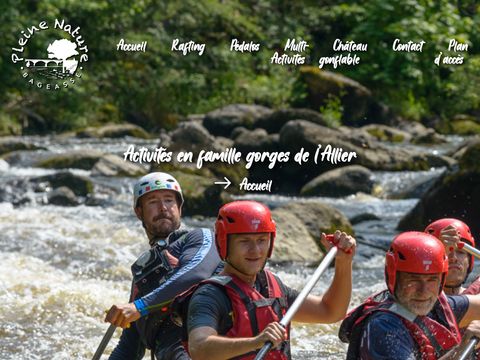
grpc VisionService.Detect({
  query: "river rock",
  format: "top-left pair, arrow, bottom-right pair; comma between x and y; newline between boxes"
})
361,124 -> 411,143
398,139 -> 480,232
169,121 -> 217,153
297,67 -> 373,125
47,186 -> 79,206
77,123 -> 151,139
350,213 -> 381,225
244,120 -> 454,193
300,165 -> 375,197
0,137 -> 45,156
270,207 -> 322,263
32,171 -> 94,197
168,171 -> 232,217
91,154 -> 146,177
233,128 -> 280,153
451,136 -> 480,160
458,141 -> 480,172
397,169 -> 480,236
255,108 -> 328,133
450,116 -> 480,135
280,120 -> 453,172
37,150 -> 105,170
203,104 -> 273,137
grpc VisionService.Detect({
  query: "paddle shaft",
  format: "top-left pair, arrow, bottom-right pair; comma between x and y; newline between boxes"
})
458,337 -> 478,360
254,246 -> 338,360
461,242 -> 480,260
92,324 -> 116,360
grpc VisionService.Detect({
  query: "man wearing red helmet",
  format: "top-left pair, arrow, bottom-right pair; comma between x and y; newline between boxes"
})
425,218 -> 478,296
185,200 -> 356,360
426,218 -> 480,359
340,231 -> 480,360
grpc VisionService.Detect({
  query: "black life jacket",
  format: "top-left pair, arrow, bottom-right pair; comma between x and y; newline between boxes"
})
131,229 -> 189,349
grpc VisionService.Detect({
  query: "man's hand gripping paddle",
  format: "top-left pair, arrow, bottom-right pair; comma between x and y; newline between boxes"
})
254,234 -> 346,360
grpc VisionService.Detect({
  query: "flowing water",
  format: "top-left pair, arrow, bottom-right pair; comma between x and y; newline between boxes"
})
0,134 -> 466,359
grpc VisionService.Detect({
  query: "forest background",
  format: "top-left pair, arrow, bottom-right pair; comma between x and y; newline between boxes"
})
1,0 -> 479,135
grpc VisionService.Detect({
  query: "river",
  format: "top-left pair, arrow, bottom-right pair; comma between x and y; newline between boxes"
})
0,134 -> 469,359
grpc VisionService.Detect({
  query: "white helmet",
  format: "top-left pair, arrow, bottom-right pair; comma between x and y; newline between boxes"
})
133,172 -> 184,208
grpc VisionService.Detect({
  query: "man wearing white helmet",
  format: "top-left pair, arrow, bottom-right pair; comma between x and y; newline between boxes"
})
105,172 -> 221,360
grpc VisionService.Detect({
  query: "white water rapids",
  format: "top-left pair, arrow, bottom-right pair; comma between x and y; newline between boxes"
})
0,135 -> 466,359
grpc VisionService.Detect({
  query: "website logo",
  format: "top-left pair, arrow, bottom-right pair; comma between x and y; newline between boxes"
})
11,19 -> 88,90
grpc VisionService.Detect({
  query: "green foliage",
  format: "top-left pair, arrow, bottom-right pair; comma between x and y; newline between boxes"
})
1,0 -> 479,134
318,94 -> 343,128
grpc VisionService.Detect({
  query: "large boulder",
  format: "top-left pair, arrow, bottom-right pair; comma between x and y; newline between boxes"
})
300,165 -> 376,197
396,121 -> 446,144
270,208 -> 322,263
233,128 -> 280,153
255,108 -> 328,133
169,121 -> 217,153
244,120 -> 453,193
280,201 -> 354,242
280,120 -> 453,172
37,150 -> 104,170
398,141 -> 480,236
32,171 -> 94,197
450,116 -> 480,136
297,67 -> 373,125
271,201 -> 353,263
0,137 -> 44,156
361,124 -> 411,143
47,186 -> 79,206
203,104 -> 272,137
91,154 -> 146,177
458,141 -> 480,172
76,123 -> 151,139
397,170 -> 480,236
167,171 -> 233,217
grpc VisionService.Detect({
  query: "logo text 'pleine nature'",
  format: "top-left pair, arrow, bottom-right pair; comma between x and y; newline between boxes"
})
11,19 -> 88,90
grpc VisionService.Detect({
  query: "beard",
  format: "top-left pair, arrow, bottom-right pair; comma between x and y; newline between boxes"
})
144,215 -> 181,240
401,297 -> 437,316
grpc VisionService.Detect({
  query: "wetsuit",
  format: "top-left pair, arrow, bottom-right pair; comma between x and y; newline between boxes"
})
109,227 -> 221,360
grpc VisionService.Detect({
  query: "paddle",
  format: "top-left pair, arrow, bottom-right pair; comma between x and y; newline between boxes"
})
458,241 -> 480,260
458,337 -> 479,360
92,324 -> 116,360
254,238 -> 339,360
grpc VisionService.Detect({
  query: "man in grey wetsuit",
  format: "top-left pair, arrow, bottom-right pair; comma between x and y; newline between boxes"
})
105,172 -> 221,360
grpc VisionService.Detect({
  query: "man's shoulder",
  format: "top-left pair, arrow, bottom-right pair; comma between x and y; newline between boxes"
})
183,227 -> 214,241
193,281 -> 229,299
169,227 -> 213,246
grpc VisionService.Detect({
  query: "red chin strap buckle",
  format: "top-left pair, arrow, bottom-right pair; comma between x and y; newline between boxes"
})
325,233 -> 352,254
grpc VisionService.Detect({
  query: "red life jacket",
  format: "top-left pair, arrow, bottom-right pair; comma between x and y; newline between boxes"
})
179,269 -> 291,360
462,277 -> 480,360
339,290 -> 462,360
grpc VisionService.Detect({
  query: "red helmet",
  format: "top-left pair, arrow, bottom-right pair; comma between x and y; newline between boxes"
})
385,232 -> 448,295
215,201 -> 276,260
425,218 -> 475,273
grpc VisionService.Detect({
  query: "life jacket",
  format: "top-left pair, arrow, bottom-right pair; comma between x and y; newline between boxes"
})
131,229 -> 189,349
462,277 -> 480,360
339,290 -> 462,360
175,269 -> 291,360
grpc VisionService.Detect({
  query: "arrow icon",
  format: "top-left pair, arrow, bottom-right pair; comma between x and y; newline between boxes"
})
214,177 -> 231,189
